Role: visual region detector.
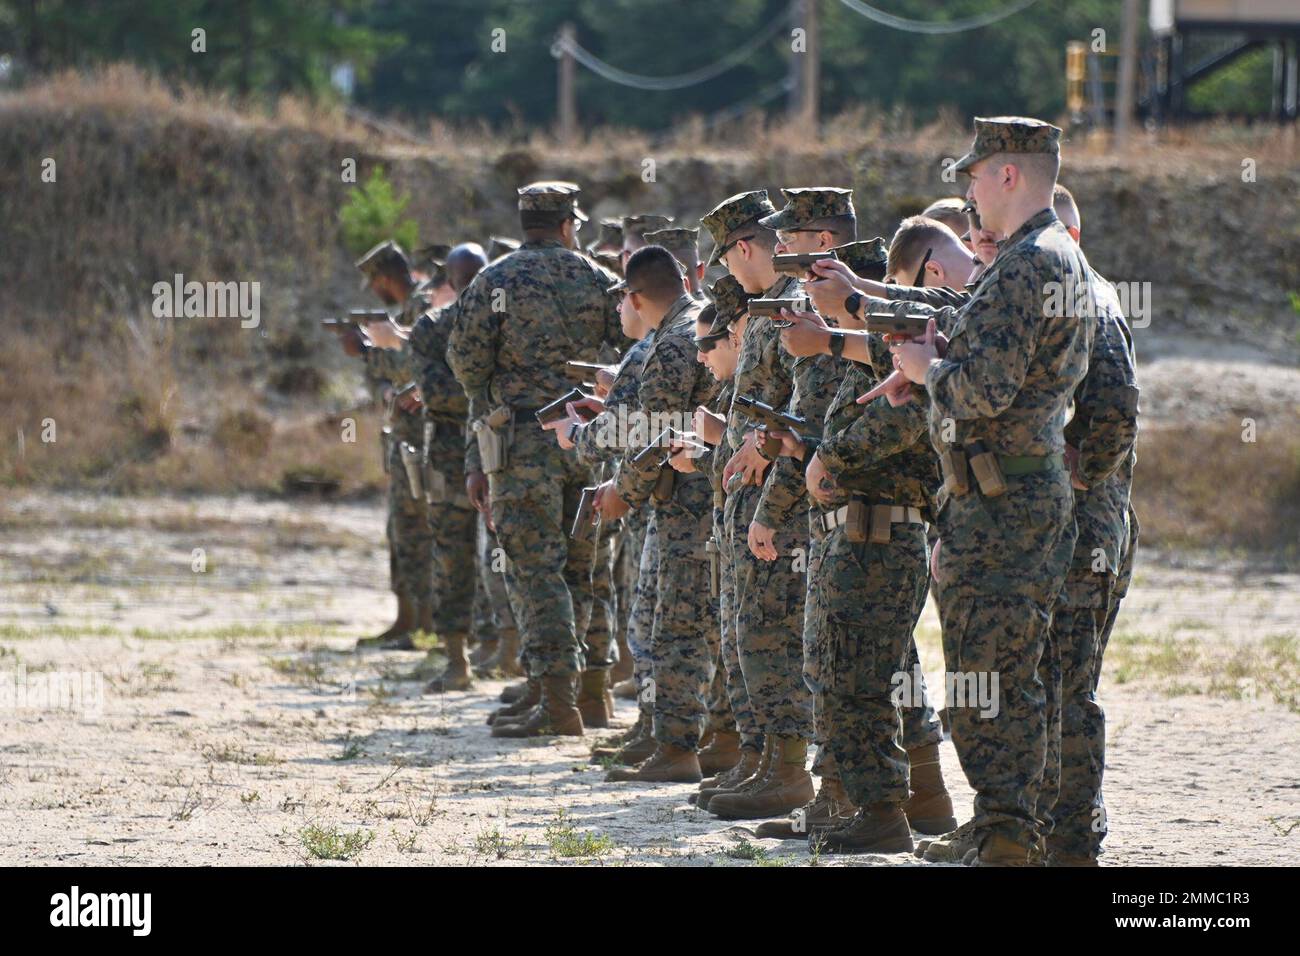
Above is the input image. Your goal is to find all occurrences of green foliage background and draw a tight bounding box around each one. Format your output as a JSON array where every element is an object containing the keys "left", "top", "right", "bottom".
[
  {"left": 0, "top": 0, "right": 1278, "bottom": 126},
  {"left": 338, "top": 167, "right": 419, "bottom": 257}
]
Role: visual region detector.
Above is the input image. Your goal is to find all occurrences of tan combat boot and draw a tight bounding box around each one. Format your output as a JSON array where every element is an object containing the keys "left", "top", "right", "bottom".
[
  {"left": 576, "top": 669, "right": 614, "bottom": 729},
  {"left": 610, "top": 644, "right": 634, "bottom": 684},
  {"left": 590, "top": 711, "right": 647, "bottom": 761},
  {"left": 476, "top": 628, "right": 524, "bottom": 679},
  {"left": 707, "top": 737, "right": 814, "bottom": 820},
  {"left": 469, "top": 637, "right": 499, "bottom": 669},
  {"left": 817, "top": 802, "right": 914, "bottom": 855},
  {"left": 966, "top": 832, "right": 1037, "bottom": 867},
  {"left": 491, "top": 674, "right": 585, "bottom": 738},
  {"left": 903, "top": 743, "right": 958, "bottom": 835},
  {"left": 1046, "top": 850, "right": 1100, "bottom": 867},
  {"left": 355, "top": 593, "right": 416, "bottom": 651},
  {"left": 695, "top": 740, "right": 768, "bottom": 810},
  {"left": 697, "top": 730, "right": 742, "bottom": 777},
  {"left": 499, "top": 679, "right": 531, "bottom": 704},
  {"left": 424, "top": 633, "right": 473, "bottom": 694},
  {"left": 486, "top": 679, "right": 539, "bottom": 725},
  {"left": 920, "top": 820, "right": 981, "bottom": 863},
  {"left": 605, "top": 743, "right": 702, "bottom": 783},
  {"left": 754, "top": 776, "right": 855, "bottom": 840},
  {"left": 610, "top": 732, "right": 656, "bottom": 766}
]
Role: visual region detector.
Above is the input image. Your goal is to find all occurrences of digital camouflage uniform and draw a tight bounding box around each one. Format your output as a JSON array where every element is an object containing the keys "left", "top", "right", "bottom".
[
  {"left": 755, "top": 187, "right": 859, "bottom": 775},
  {"left": 612, "top": 296, "right": 720, "bottom": 750},
  {"left": 574, "top": 335, "right": 655, "bottom": 694},
  {"left": 701, "top": 190, "right": 814, "bottom": 745},
  {"left": 363, "top": 285, "right": 434, "bottom": 619},
  {"left": 891, "top": 259, "right": 1139, "bottom": 856},
  {"left": 1042, "top": 271, "right": 1139, "bottom": 860},
  {"left": 810, "top": 352, "right": 944, "bottom": 808},
  {"left": 921, "top": 188, "right": 1096, "bottom": 849},
  {"left": 695, "top": 279, "right": 757, "bottom": 751},
  {"left": 407, "top": 300, "right": 479, "bottom": 648},
  {"left": 699, "top": 379, "right": 739, "bottom": 741},
  {"left": 724, "top": 270, "right": 813, "bottom": 742},
  {"left": 447, "top": 192, "right": 624, "bottom": 680},
  {"left": 702, "top": 379, "right": 760, "bottom": 751}
]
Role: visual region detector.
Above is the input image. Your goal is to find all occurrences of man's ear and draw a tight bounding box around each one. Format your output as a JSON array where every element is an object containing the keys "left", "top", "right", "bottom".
[
  {"left": 927, "top": 260, "right": 944, "bottom": 286},
  {"left": 818, "top": 230, "right": 836, "bottom": 251},
  {"left": 695, "top": 262, "right": 706, "bottom": 283},
  {"left": 1067, "top": 225, "right": 1081, "bottom": 244}
]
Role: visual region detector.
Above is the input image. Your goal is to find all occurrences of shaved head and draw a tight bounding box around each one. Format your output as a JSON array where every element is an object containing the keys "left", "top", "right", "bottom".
[{"left": 446, "top": 243, "right": 488, "bottom": 292}]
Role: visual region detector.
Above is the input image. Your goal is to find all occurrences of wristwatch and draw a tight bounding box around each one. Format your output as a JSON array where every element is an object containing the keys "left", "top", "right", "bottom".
[
  {"left": 844, "top": 292, "right": 863, "bottom": 317},
  {"left": 828, "top": 331, "right": 846, "bottom": 358}
]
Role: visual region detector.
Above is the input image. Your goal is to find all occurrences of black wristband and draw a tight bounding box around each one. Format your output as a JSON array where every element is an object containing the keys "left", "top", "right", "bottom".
[
  {"left": 844, "top": 292, "right": 862, "bottom": 317},
  {"left": 798, "top": 438, "right": 821, "bottom": 476},
  {"left": 828, "top": 331, "right": 846, "bottom": 358}
]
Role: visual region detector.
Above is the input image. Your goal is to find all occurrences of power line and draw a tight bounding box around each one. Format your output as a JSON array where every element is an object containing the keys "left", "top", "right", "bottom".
[
  {"left": 705, "top": 76, "right": 798, "bottom": 128},
  {"left": 835, "top": 0, "right": 1042, "bottom": 35},
  {"left": 550, "top": 11, "right": 790, "bottom": 91}
]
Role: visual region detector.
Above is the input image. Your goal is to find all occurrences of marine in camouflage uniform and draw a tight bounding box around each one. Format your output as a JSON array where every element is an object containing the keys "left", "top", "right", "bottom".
[
  {"left": 754, "top": 190, "right": 858, "bottom": 800},
  {"left": 603, "top": 253, "right": 719, "bottom": 782},
  {"left": 407, "top": 294, "right": 481, "bottom": 691},
  {"left": 753, "top": 238, "right": 952, "bottom": 845},
  {"left": 803, "top": 345, "right": 948, "bottom": 853},
  {"left": 692, "top": 278, "right": 758, "bottom": 778},
  {"left": 880, "top": 215, "right": 1137, "bottom": 862},
  {"left": 447, "top": 182, "right": 624, "bottom": 736},
  {"left": 1041, "top": 270, "right": 1139, "bottom": 865},
  {"left": 353, "top": 241, "right": 436, "bottom": 649},
  {"left": 911, "top": 118, "right": 1097, "bottom": 863},
  {"left": 571, "top": 334, "right": 656, "bottom": 753},
  {"left": 697, "top": 191, "right": 814, "bottom": 819}
]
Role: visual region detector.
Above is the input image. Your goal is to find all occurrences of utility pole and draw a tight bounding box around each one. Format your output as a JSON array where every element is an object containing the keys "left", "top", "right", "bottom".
[
  {"left": 789, "top": 0, "right": 820, "bottom": 133},
  {"left": 1114, "top": 0, "right": 1139, "bottom": 150},
  {"left": 558, "top": 22, "right": 577, "bottom": 145},
  {"left": 802, "top": 0, "right": 820, "bottom": 134}
]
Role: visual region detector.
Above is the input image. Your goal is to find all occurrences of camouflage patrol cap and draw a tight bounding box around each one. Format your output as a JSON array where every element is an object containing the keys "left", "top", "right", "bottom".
[
  {"left": 952, "top": 116, "right": 1062, "bottom": 174},
  {"left": 643, "top": 226, "right": 700, "bottom": 265},
  {"left": 701, "top": 275, "right": 754, "bottom": 337},
  {"left": 622, "top": 214, "right": 674, "bottom": 242},
  {"left": 701, "top": 190, "right": 777, "bottom": 266},
  {"left": 589, "top": 217, "right": 625, "bottom": 253},
  {"left": 591, "top": 250, "right": 624, "bottom": 276},
  {"left": 488, "top": 236, "right": 521, "bottom": 260},
  {"left": 517, "top": 181, "right": 588, "bottom": 222},
  {"left": 758, "top": 187, "right": 855, "bottom": 232},
  {"left": 355, "top": 240, "right": 412, "bottom": 289},
  {"left": 830, "top": 237, "right": 888, "bottom": 276}
]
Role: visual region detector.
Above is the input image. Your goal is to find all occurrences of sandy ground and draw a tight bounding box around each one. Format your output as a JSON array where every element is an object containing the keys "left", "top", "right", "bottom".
[{"left": 0, "top": 491, "right": 1297, "bottom": 867}]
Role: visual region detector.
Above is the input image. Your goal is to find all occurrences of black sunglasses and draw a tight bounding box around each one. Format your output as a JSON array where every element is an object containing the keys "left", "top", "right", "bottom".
[{"left": 716, "top": 234, "right": 756, "bottom": 260}]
